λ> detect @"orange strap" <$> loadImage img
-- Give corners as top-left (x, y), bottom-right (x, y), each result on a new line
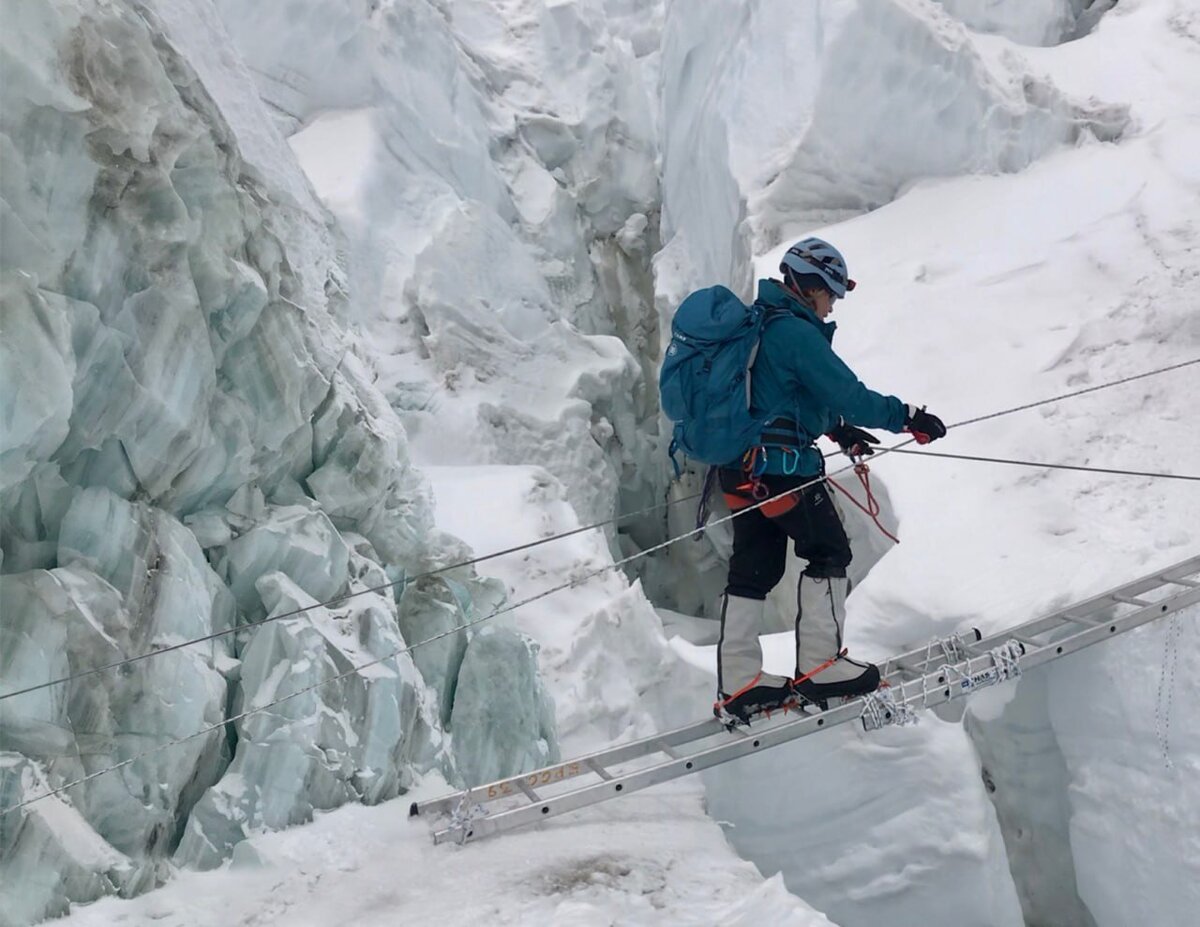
top-left (723, 486), bottom-right (799, 518)
top-left (793, 649), bottom-right (845, 685)
top-left (717, 672), bottom-right (767, 705)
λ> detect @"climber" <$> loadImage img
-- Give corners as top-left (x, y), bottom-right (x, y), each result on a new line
top-left (714, 237), bottom-right (946, 722)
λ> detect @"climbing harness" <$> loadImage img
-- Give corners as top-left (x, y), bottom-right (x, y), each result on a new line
top-left (693, 466), bottom-right (718, 538)
top-left (741, 446), bottom-right (771, 500)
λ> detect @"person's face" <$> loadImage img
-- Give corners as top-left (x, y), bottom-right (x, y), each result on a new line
top-left (811, 288), bottom-right (837, 320)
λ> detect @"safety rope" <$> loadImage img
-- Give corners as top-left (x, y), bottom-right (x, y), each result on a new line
top-left (888, 448), bottom-right (1200, 482)
top-left (1153, 614), bottom-right (1182, 770)
top-left (1, 463), bottom-right (850, 816)
top-left (827, 463), bottom-right (900, 544)
top-left (916, 632), bottom-right (972, 708)
top-left (5, 357), bottom-right (1195, 705)
top-left (0, 489), bottom-right (702, 704)
top-left (860, 684), bottom-right (917, 730)
top-left (3, 357), bottom-right (1197, 813)
top-left (936, 357), bottom-right (1200, 431)
top-left (918, 639), bottom-right (1024, 710)
top-left (449, 792), bottom-right (489, 845)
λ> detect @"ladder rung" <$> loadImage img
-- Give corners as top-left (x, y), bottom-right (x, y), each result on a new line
top-left (1111, 593), bottom-right (1152, 607)
top-left (657, 740), bottom-right (681, 760)
top-left (585, 758), bottom-right (613, 781)
top-left (1062, 612), bottom-right (1102, 626)
top-left (1162, 574), bottom-right (1200, 589)
top-left (517, 778), bottom-right (541, 802)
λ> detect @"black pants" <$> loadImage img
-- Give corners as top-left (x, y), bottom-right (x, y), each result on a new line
top-left (719, 468), bottom-right (852, 600)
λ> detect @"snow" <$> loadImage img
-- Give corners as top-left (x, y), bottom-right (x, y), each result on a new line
top-left (57, 779), bottom-right (837, 926)
top-left (2, 0), bottom-right (1199, 925)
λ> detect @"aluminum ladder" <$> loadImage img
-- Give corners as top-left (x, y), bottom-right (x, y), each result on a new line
top-left (410, 553), bottom-right (1200, 845)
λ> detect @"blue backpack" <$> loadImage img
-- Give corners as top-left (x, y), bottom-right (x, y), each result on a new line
top-left (659, 286), bottom-right (786, 469)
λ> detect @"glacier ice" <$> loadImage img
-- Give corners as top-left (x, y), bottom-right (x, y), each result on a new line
top-left (703, 713), bottom-right (1025, 927)
top-left (0, 755), bottom-right (136, 927)
top-left (965, 668), bottom-right (1096, 926)
top-left (2, 0), bottom-right (1191, 924)
top-left (249, 0), bottom-right (668, 536)
top-left (219, 504), bottom-right (351, 621)
top-left (449, 627), bottom-right (559, 788)
top-left (1, 0), bottom-right (561, 919)
top-left (396, 577), bottom-right (471, 729)
top-left (658, 0), bottom-right (1129, 269)
top-left (934, 0), bottom-right (1110, 45)
top-left (173, 572), bottom-right (436, 870)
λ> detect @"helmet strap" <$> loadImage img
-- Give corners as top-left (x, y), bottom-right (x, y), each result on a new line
top-left (782, 267), bottom-right (816, 308)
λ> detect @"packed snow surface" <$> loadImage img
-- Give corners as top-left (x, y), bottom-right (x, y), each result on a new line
top-left (1, 0), bottom-right (1198, 926)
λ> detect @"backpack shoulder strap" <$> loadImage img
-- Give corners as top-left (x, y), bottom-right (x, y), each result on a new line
top-left (759, 305), bottom-right (793, 326)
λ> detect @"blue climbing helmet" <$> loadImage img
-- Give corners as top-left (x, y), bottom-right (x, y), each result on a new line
top-left (779, 237), bottom-right (856, 298)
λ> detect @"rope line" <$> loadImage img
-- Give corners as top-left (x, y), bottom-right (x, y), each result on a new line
top-left (4, 356), bottom-right (1198, 814)
top-left (940, 357), bottom-right (1200, 431)
top-left (4, 355), bottom-right (1195, 701)
top-left (888, 448), bottom-right (1200, 481)
top-left (827, 466), bottom-right (901, 544)
top-left (1, 463), bottom-right (850, 816)
top-left (0, 490), bottom-right (702, 704)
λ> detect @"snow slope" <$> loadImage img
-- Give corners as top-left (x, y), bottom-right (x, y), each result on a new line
top-left (55, 777), bottom-right (836, 927)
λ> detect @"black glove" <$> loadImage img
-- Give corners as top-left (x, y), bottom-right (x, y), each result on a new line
top-left (904, 405), bottom-right (947, 444)
top-left (827, 421), bottom-right (880, 458)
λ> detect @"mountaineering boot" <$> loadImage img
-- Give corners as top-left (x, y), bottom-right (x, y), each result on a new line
top-left (794, 574), bottom-right (880, 705)
top-left (715, 594), bottom-right (796, 723)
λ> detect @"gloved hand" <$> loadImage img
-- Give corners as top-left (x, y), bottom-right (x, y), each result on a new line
top-left (826, 421), bottom-right (880, 458)
top-left (904, 405), bottom-right (947, 444)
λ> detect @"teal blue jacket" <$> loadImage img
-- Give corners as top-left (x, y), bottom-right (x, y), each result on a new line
top-left (750, 279), bottom-right (907, 475)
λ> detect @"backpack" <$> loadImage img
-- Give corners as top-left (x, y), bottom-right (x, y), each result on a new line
top-left (659, 285), bottom-right (786, 469)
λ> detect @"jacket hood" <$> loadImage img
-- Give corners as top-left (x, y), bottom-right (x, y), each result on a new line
top-left (756, 278), bottom-right (837, 342)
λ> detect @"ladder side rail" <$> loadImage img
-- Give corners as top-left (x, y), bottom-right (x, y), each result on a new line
top-left (1007, 586), bottom-right (1200, 674)
top-left (433, 702), bottom-right (866, 845)
top-left (969, 582), bottom-right (1199, 657)
top-left (1042, 555), bottom-right (1200, 620)
top-left (881, 553), bottom-right (1200, 683)
top-left (412, 716), bottom-right (725, 818)
top-left (421, 554), bottom-right (1200, 833)
top-left (887, 585), bottom-right (1200, 716)
top-left (432, 583), bottom-right (1200, 844)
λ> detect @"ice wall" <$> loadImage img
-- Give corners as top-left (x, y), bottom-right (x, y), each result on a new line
top-left (211, 0), bottom-right (668, 535)
top-left (935, 0), bottom-right (1111, 45)
top-left (968, 606), bottom-right (1200, 926)
top-left (0, 1), bottom-right (556, 921)
top-left (658, 0), bottom-right (1127, 275)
